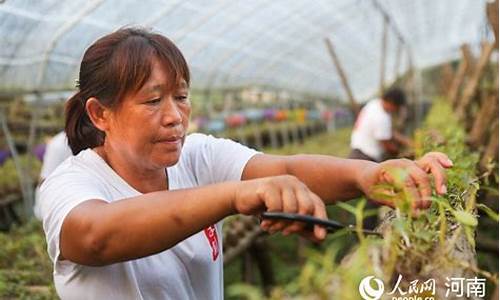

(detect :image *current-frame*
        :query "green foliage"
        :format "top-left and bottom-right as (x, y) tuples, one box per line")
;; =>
(0, 158), (20, 194)
(0, 220), (57, 299)
(477, 203), (499, 222)
(227, 284), (265, 300)
(0, 102), (496, 299)
(224, 127), (354, 299)
(0, 155), (41, 195)
(231, 100), (498, 299)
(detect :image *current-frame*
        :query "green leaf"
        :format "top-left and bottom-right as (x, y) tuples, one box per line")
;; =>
(327, 227), (350, 240)
(452, 210), (478, 227)
(393, 218), (408, 235)
(477, 203), (499, 222)
(481, 186), (499, 196)
(430, 196), (451, 209)
(363, 208), (379, 218)
(227, 283), (264, 300)
(464, 226), (476, 247)
(336, 202), (357, 215)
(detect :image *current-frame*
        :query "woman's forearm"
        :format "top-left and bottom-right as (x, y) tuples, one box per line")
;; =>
(284, 154), (378, 204)
(61, 181), (239, 266)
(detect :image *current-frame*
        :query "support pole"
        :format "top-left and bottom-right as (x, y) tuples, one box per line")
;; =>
(480, 119), (499, 171)
(468, 69), (498, 148)
(404, 49), (417, 126)
(22, 95), (42, 219)
(439, 63), (454, 96)
(469, 93), (498, 147)
(0, 110), (29, 220)
(448, 44), (473, 107)
(404, 49), (415, 103)
(380, 16), (388, 94)
(455, 41), (495, 121)
(394, 39), (403, 81)
(324, 38), (359, 115)
(486, 0), (499, 48)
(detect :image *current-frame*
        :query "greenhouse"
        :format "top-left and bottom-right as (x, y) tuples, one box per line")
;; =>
(0, 0), (498, 299)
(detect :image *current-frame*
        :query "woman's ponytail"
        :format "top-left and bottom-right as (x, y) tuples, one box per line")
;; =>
(64, 91), (104, 155)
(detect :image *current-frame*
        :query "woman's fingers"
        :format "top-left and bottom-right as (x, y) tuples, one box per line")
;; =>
(417, 152), (450, 195)
(357, 151), (451, 214)
(282, 187), (311, 235)
(282, 189), (327, 241)
(428, 161), (447, 195)
(268, 188), (297, 233)
(402, 175), (421, 210)
(427, 152), (453, 168)
(259, 184), (282, 231)
(255, 175), (327, 241)
(377, 162), (430, 211)
(311, 193), (327, 240)
(294, 194), (327, 242)
(407, 166), (432, 209)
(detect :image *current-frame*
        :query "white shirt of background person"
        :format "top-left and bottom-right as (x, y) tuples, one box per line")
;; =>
(34, 131), (73, 219)
(350, 98), (392, 161)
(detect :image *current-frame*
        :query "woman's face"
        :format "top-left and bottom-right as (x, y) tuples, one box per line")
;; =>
(104, 59), (191, 170)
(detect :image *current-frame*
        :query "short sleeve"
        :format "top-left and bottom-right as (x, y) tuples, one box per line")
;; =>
(39, 166), (109, 265)
(372, 114), (392, 140)
(183, 133), (261, 185)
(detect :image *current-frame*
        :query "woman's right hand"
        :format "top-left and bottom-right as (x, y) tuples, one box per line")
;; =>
(233, 175), (327, 242)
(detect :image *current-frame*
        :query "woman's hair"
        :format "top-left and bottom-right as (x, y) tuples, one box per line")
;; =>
(65, 27), (190, 155)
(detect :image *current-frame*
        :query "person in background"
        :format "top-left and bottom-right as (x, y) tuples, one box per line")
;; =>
(349, 88), (414, 229)
(349, 88), (412, 162)
(39, 131), (73, 181)
(34, 131), (73, 219)
(38, 28), (451, 299)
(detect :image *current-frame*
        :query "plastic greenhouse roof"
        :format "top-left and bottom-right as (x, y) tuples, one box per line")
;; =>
(0, 0), (494, 99)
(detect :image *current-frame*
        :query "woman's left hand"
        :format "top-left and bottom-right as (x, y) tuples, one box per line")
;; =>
(358, 152), (453, 212)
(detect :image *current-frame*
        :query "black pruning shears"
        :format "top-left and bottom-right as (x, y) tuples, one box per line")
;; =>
(261, 212), (382, 237)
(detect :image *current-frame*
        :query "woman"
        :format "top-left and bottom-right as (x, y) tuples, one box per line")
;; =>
(39, 28), (452, 299)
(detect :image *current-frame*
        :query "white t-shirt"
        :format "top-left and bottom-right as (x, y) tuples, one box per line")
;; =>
(350, 99), (392, 161)
(39, 133), (259, 300)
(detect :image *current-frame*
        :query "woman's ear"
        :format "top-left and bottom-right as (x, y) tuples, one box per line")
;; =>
(85, 97), (110, 132)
